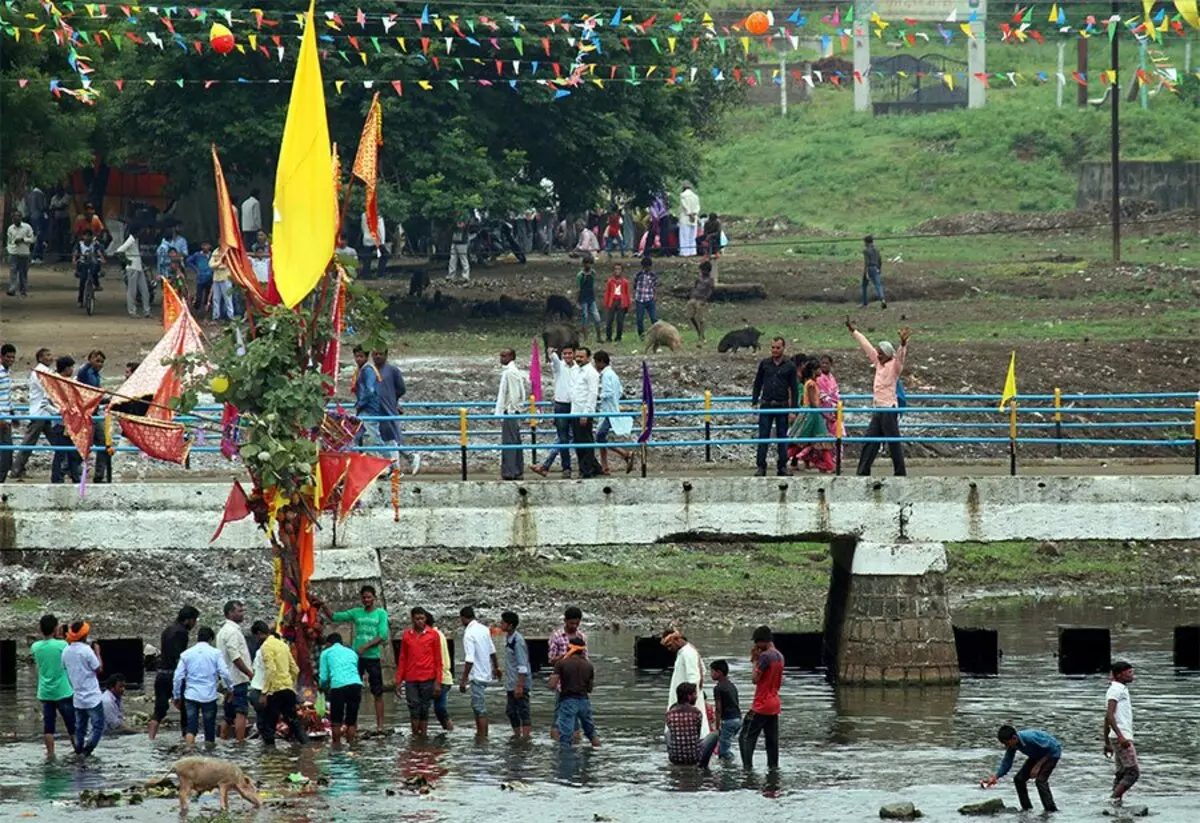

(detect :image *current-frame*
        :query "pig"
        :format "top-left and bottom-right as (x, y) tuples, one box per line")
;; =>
(172, 756), (261, 814)
(717, 327), (763, 354)
(644, 321), (683, 354)
(545, 294), (574, 321)
(542, 323), (580, 360)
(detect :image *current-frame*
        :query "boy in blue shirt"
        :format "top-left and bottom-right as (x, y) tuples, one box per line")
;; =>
(982, 725), (1062, 812)
(186, 242), (214, 314)
(318, 632), (363, 746)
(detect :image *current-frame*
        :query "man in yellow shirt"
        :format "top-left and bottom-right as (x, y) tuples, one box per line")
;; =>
(251, 621), (308, 746)
(427, 612), (455, 731)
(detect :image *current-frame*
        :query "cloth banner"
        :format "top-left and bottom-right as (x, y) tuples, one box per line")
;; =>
(339, 453), (393, 521)
(210, 480), (253, 542)
(116, 412), (191, 464)
(39, 372), (106, 460)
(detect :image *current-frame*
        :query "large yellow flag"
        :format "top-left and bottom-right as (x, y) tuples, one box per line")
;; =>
(998, 351), (1017, 411)
(1176, 0), (1200, 29)
(272, 0), (335, 308)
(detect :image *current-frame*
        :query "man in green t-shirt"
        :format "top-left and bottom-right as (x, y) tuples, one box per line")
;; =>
(322, 584), (389, 732)
(31, 614), (75, 759)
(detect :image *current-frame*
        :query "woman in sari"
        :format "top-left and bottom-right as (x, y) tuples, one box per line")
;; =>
(789, 358), (836, 473)
(817, 354), (844, 449)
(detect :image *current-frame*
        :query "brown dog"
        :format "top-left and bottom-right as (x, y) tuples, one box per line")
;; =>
(172, 756), (261, 813)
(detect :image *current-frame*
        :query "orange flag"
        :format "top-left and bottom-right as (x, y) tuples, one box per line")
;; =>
(115, 412), (191, 464)
(161, 278), (184, 330)
(339, 453), (393, 521)
(352, 92), (383, 245)
(212, 145), (272, 310)
(211, 480), (253, 542)
(40, 372), (106, 460)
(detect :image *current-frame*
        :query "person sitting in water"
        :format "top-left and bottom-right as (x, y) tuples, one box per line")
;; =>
(665, 682), (704, 766)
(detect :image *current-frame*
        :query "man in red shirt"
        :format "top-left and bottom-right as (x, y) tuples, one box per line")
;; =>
(393, 607), (443, 736)
(739, 625), (784, 770)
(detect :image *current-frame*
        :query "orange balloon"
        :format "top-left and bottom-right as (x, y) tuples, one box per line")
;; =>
(209, 22), (235, 55)
(746, 11), (770, 36)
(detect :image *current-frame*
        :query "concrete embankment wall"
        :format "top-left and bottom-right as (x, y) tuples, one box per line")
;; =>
(1076, 161), (1200, 212)
(2, 476), (1197, 556)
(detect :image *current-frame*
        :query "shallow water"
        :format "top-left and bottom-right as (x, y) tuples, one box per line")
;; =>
(1, 600), (1198, 821)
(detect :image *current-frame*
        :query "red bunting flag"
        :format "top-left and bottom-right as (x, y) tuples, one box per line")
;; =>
(210, 480), (253, 542)
(391, 79), (403, 96)
(39, 372), (106, 461)
(339, 454), (394, 521)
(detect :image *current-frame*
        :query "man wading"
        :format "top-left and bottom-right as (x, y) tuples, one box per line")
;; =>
(983, 725), (1062, 812)
(216, 600), (254, 743)
(1105, 661), (1139, 807)
(847, 318), (910, 477)
(394, 607), (443, 737)
(149, 606), (198, 740)
(322, 586), (389, 733)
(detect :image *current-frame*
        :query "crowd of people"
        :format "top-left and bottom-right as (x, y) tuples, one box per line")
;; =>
(28, 596), (1145, 812)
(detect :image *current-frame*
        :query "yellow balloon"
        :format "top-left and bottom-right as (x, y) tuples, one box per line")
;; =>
(210, 375), (230, 394)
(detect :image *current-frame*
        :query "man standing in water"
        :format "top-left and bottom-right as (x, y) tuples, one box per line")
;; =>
(216, 600), (254, 743)
(549, 636), (600, 748)
(500, 611), (532, 737)
(549, 607), (588, 740)
(982, 725), (1062, 812)
(394, 607), (443, 737)
(32, 614), (74, 759)
(322, 586), (389, 734)
(847, 318), (910, 477)
(661, 630), (710, 739)
(149, 605), (198, 740)
(253, 621), (308, 746)
(1105, 661), (1139, 806)
(740, 625), (784, 770)
(459, 606), (500, 738)
(62, 620), (104, 757)
(665, 682), (704, 765)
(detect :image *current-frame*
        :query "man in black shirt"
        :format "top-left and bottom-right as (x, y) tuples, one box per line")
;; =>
(752, 337), (798, 476)
(549, 637), (600, 748)
(148, 605), (198, 739)
(862, 235), (886, 309)
(699, 659), (741, 768)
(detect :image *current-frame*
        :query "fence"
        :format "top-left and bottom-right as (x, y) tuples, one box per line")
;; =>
(3, 392), (1199, 478)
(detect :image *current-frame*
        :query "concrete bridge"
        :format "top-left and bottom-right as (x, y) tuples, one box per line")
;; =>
(3, 476), (1197, 686)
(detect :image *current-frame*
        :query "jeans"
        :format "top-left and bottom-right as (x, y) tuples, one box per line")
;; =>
(211, 280), (235, 321)
(42, 698), (76, 736)
(604, 233), (626, 258)
(75, 703), (105, 754)
(7, 253), (30, 295)
(580, 299), (601, 330)
(185, 699), (219, 741)
(570, 417), (602, 478)
(193, 281), (212, 313)
(604, 306), (627, 341)
(76, 262), (100, 304)
(739, 711), (779, 769)
(861, 266), (885, 305)
(756, 408), (789, 474)
(506, 691), (531, 729)
(469, 680), (488, 718)
(540, 401), (573, 472)
(635, 300), (657, 336)
(434, 683), (452, 727)
(856, 410), (906, 476)
(448, 242), (470, 280)
(556, 696), (596, 745)
(404, 680), (436, 721)
(1014, 755), (1059, 811)
(699, 716), (741, 767)
(125, 267), (150, 317)
(49, 424), (81, 484)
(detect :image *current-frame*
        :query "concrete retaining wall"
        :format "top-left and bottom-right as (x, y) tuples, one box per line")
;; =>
(1, 475), (1197, 553)
(1076, 161), (1200, 212)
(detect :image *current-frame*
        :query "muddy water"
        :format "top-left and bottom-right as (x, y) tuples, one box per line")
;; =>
(1, 600), (1198, 822)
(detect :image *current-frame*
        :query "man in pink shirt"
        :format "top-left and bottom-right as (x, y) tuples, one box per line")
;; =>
(847, 318), (910, 476)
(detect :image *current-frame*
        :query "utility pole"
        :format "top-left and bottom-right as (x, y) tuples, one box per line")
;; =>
(1110, 2), (1121, 263)
(780, 51), (788, 118)
(1056, 41), (1065, 107)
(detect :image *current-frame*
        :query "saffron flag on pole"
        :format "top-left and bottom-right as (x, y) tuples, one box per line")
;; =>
(212, 144), (271, 310)
(161, 277), (185, 331)
(338, 453), (393, 521)
(352, 92), (383, 245)
(39, 371), (106, 460)
(529, 338), (543, 403)
(210, 480), (253, 542)
(318, 270), (347, 395)
(638, 360), (654, 444)
(272, 0), (335, 308)
(998, 351), (1018, 411)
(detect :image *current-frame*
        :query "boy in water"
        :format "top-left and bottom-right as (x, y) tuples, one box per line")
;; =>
(1105, 661), (1139, 806)
(32, 614), (75, 759)
(699, 659), (741, 767)
(982, 725), (1062, 812)
(740, 625), (784, 770)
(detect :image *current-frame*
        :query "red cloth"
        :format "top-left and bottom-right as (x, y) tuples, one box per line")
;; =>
(210, 481), (252, 543)
(603, 276), (631, 311)
(395, 627), (443, 684)
(606, 213), (621, 238)
(39, 372), (105, 460)
(750, 647), (785, 715)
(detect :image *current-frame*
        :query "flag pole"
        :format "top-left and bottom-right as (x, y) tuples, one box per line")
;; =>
(1008, 400), (1018, 476)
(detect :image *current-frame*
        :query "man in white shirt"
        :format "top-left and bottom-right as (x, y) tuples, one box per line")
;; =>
(240, 189), (262, 248)
(115, 230), (150, 318)
(216, 600), (254, 743)
(9, 347), (55, 481)
(7, 209), (36, 297)
(573, 220), (599, 257)
(360, 211), (388, 279)
(569, 347), (602, 479)
(495, 349), (529, 481)
(1104, 660), (1139, 805)
(679, 183), (700, 257)
(173, 625), (233, 744)
(62, 620), (104, 756)
(459, 606), (500, 738)
(532, 345), (576, 478)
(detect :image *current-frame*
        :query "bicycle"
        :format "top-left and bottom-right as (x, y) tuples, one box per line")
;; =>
(82, 268), (97, 315)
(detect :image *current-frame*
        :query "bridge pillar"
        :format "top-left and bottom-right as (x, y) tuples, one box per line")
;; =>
(834, 542), (960, 685)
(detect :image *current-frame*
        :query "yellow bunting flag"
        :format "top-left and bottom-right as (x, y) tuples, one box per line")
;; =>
(1048, 3), (1058, 22)
(998, 352), (1017, 411)
(271, 0), (335, 308)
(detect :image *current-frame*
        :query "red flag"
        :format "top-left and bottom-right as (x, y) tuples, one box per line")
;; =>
(116, 413), (190, 464)
(319, 275), (347, 395)
(317, 451), (352, 510)
(211, 480), (253, 542)
(352, 93), (383, 245)
(40, 372), (106, 460)
(339, 453), (393, 521)
(212, 145), (272, 311)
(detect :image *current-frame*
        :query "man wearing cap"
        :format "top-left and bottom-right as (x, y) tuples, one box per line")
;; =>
(846, 317), (910, 476)
(61, 620), (105, 756)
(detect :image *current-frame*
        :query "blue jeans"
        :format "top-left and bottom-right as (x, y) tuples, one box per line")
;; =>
(555, 696), (596, 746)
(434, 683), (452, 727)
(861, 266), (885, 305)
(635, 300), (657, 336)
(580, 299), (601, 329)
(540, 401), (572, 472)
(185, 699), (219, 741)
(699, 716), (742, 767)
(42, 698), (76, 736)
(605, 234), (626, 257)
(74, 703), (104, 754)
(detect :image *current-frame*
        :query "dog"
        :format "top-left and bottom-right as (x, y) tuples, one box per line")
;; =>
(644, 321), (683, 354)
(172, 756), (261, 814)
(717, 327), (763, 353)
(545, 294), (574, 321)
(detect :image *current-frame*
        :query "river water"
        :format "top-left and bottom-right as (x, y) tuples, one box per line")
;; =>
(1, 599), (1197, 821)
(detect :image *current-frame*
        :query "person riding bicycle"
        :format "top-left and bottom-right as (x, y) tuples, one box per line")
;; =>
(74, 229), (106, 307)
